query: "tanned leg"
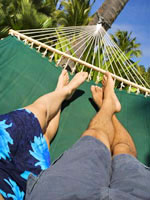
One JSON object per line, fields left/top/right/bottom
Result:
{"left": 91, "top": 78, "right": 136, "bottom": 157}
{"left": 0, "top": 195, "right": 4, "bottom": 200}
{"left": 44, "top": 110, "right": 61, "bottom": 149}
{"left": 111, "top": 116, "right": 137, "bottom": 157}
{"left": 44, "top": 70, "right": 70, "bottom": 148}
{"left": 82, "top": 72, "right": 121, "bottom": 151}
{"left": 0, "top": 73, "right": 69, "bottom": 200}
{"left": 25, "top": 70, "right": 88, "bottom": 145}
{"left": 102, "top": 75, "right": 137, "bottom": 157}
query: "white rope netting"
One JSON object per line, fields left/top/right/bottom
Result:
{"left": 9, "top": 25, "right": 150, "bottom": 96}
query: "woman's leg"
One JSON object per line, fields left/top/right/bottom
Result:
{"left": 24, "top": 70, "right": 88, "bottom": 145}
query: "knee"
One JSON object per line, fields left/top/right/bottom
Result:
{"left": 82, "top": 128, "right": 105, "bottom": 140}
{"left": 33, "top": 101, "right": 48, "bottom": 118}
{"left": 82, "top": 128, "right": 111, "bottom": 152}
{"left": 112, "top": 143, "right": 137, "bottom": 158}
{"left": 25, "top": 102, "right": 48, "bottom": 130}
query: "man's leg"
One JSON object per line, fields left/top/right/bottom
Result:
{"left": 98, "top": 76, "right": 150, "bottom": 199}
{"left": 101, "top": 74, "right": 137, "bottom": 157}
{"left": 91, "top": 84, "right": 137, "bottom": 157}
{"left": 111, "top": 116, "right": 137, "bottom": 157}
{"left": 82, "top": 72, "right": 121, "bottom": 151}
{"left": 110, "top": 117, "right": 150, "bottom": 199}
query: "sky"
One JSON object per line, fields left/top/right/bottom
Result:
{"left": 90, "top": 0, "right": 150, "bottom": 69}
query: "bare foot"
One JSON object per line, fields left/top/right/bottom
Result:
{"left": 91, "top": 85, "right": 103, "bottom": 108}
{"left": 102, "top": 72, "right": 121, "bottom": 113}
{"left": 56, "top": 69, "right": 69, "bottom": 90}
{"left": 65, "top": 72, "right": 88, "bottom": 98}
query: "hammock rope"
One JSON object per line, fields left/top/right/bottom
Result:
{"left": 9, "top": 24, "right": 150, "bottom": 96}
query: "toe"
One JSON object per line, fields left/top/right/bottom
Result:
{"left": 62, "top": 69, "right": 67, "bottom": 75}
{"left": 103, "top": 75, "right": 107, "bottom": 81}
{"left": 83, "top": 72, "right": 88, "bottom": 79}
{"left": 105, "top": 72, "right": 110, "bottom": 77}
{"left": 97, "top": 86, "right": 102, "bottom": 92}
{"left": 102, "top": 80, "right": 105, "bottom": 86}
{"left": 95, "top": 86, "right": 101, "bottom": 92}
{"left": 91, "top": 85, "right": 96, "bottom": 93}
{"left": 91, "top": 85, "right": 94, "bottom": 91}
{"left": 66, "top": 73, "right": 69, "bottom": 79}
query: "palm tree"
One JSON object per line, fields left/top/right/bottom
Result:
{"left": 13, "top": 0, "right": 53, "bottom": 30}
{"left": 0, "top": 0, "right": 54, "bottom": 38}
{"left": 111, "top": 30, "right": 142, "bottom": 58}
{"left": 0, "top": 1, "right": 9, "bottom": 38}
{"left": 89, "top": 0, "right": 129, "bottom": 30}
{"left": 32, "top": 0, "right": 59, "bottom": 19}
{"left": 55, "top": 0, "right": 96, "bottom": 26}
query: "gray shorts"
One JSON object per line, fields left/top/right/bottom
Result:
{"left": 25, "top": 136, "right": 150, "bottom": 200}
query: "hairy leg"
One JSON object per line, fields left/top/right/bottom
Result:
{"left": 25, "top": 70, "right": 88, "bottom": 143}
{"left": 82, "top": 72, "right": 121, "bottom": 151}
{"left": 102, "top": 75, "right": 137, "bottom": 157}
{"left": 92, "top": 80, "right": 136, "bottom": 157}
{"left": 111, "top": 116, "right": 137, "bottom": 157}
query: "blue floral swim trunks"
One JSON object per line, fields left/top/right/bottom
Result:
{"left": 0, "top": 109, "right": 51, "bottom": 200}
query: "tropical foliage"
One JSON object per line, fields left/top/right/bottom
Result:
{"left": 0, "top": 0, "right": 55, "bottom": 38}
{"left": 110, "top": 30, "right": 150, "bottom": 91}
{"left": 111, "top": 30, "right": 142, "bottom": 58}
{"left": 53, "top": 28, "right": 147, "bottom": 91}
{"left": 55, "top": 0, "right": 96, "bottom": 26}
{"left": 0, "top": 0, "right": 95, "bottom": 38}
{"left": 72, "top": 30, "right": 142, "bottom": 85}
{"left": 137, "top": 65, "right": 150, "bottom": 86}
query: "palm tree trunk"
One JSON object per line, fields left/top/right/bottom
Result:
{"left": 89, "top": 0, "right": 129, "bottom": 30}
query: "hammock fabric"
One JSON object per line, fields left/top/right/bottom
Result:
{"left": 0, "top": 36, "right": 150, "bottom": 166}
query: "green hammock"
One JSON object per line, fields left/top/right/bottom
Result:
{"left": 0, "top": 36, "right": 150, "bottom": 165}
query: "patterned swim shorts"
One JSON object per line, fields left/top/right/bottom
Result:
{"left": 0, "top": 109, "right": 51, "bottom": 200}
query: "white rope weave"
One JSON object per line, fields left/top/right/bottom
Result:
{"left": 9, "top": 25, "right": 150, "bottom": 95}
